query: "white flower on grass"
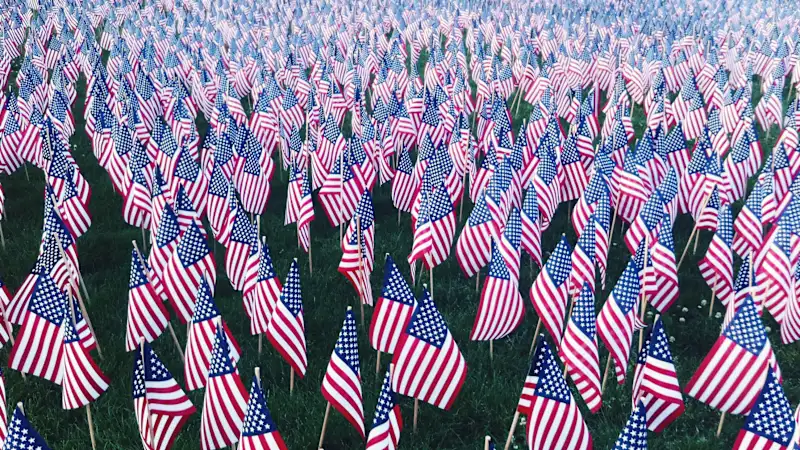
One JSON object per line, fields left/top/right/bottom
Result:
{"left": 700, "top": 299, "right": 707, "bottom": 306}
{"left": 715, "top": 312, "right": 722, "bottom": 319}
{"left": 766, "top": 326, "right": 772, "bottom": 333}
{"left": 669, "top": 336, "right": 676, "bottom": 343}
{"left": 681, "top": 307, "right": 689, "bottom": 313}
{"left": 646, "top": 311, "right": 653, "bottom": 318}
{"left": 679, "top": 317, "right": 685, "bottom": 323}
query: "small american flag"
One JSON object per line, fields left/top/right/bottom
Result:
{"left": 612, "top": 400, "right": 648, "bottom": 450}
{"left": 560, "top": 282, "right": 601, "bottom": 413}
{"left": 250, "top": 239, "right": 282, "bottom": 336}
{"left": 3, "top": 405, "right": 52, "bottom": 450}
{"left": 686, "top": 294, "right": 780, "bottom": 415}
{"left": 733, "top": 183, "right": 764, "bottom": 259}
{"left": 526, "top": 338, "right": 592, "bottom": 450}
{"left": 408, "top": 183, "right": 457, "bottom": 275}
{"left": 9, "top": 270, "right": 68, "bottom": 383}
{"left": 185, "top": 277, "right": 241, "bottom": 391}
{"left": 521, "top": 186, "right": 542, "bottom": 268}
{"left": 392, "top": 287, "right": 467, "bottom": 410}
{"left": 61, "top": 307, "right": 109, "bottom": 409}
{"left": 529, "top": 235, "right": 572, "bottom": 344}
{"left": 391, "top": 146, "right": 417, "bottom": 213}
{"left": 366, "top": 365, "right": 403, "bottom": 450}
{"left": 238, "top": 375, "right": 288, "bottom": 450}
{"left": 471, "top": 239, "right": 525, "bottom": 341}
{"left": 698, "top": 204, "right": 734, "bottom": 311}
{"left": 225, "top": 205, "right": 258, "bottom": 291}
{"left": 456, "top": 190, "right": 496, "bottom": 278}
{"left": 370, "top": 255, "right": 416, "bottom": 354}
{"left": 266, "top": 259, "right": 307, "bottom": 378}
{"left": 321, "top": 308, "right": 364, "bottom": 438}
{"left": 570, "top": 217, "right": 596, "bottom": 297}
{"left": 200, "top": 322, "right": 248, "bottom": 450}
{"left": 632, "top": 318, "right": 684, "bottom": 432}
{"left": 133, "top": 341, "right": 195, "bottom": 450}
{"left": 126, "top": 247, "right": 169, "bottom": 352}
{"left": 732, "top": 367, "right": 795, "bottom": 450}
{"left": 648, "top": 217, "right": 679, "bottom": 313}
{"left": 597, "top": 258, "right": 645, "bottom": 384}
{"left": 163, "top": 221, "right": 216, "bottom": 323}
{"left": 516, "top": 335, "right": 545, "bottom": 415}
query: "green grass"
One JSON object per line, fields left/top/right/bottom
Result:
{"left": 1, "top": 64, "right": 798, "bottom": 450}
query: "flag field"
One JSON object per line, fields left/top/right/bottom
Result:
{"left": 0, "top": 57, "right": 798, "bottom": 450}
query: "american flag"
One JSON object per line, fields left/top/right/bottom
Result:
{"left": 266, "top": 259, "right": 307, "bottom": 378}
{"left": 133, "top": 341, "right": 195, "bottom": 450}
{"left": 61, "top": 308, "right": 110, "bottom": 409}
{"left": 185, "top": 277, "right": 241, "bottom": 391}
{"left": 631, "top": 318, "right": 684, "bottom": 432}
{"left": 408, "top": 183, "right": 457, "bottom": 275}
{"left": 205, "top": 162, "right": 230, "bottom": 239}
{"left": 170, "top": 147, "right": 208, "bottom": 216}
{"left": 526, "top": 338, "right": 593, "bottom": 450}
{"left": 570, "top": 217, "right": 596, "bottom": 297}
{"left": 572, "top": 172, "right": 608, "bottom": 240}
{"left": 58, "top": 171, "right": 92, "bottom": 238}
{"left": 521, "top": 186, "right": 543, "bottom": 268}
{"left": 7, "top": 232, "right": 69, "bottom": 325}
{"left": 339, "top": 191, "right": 375, "bottom": 306}
{"left": 225, "top": 205, "right": 258, "bottom": 291}
{"left": 163, "top": 221, "right": 216, "bottom": 323}
{"left": 612, "top": 400, "right": 648, "bottom": 450}
{"left": 733, "top": 183, "right": 764, "bottom": 259}
{"left": 471, "top": 239, "right": 525, "bottom": 341}
{"left": 126, "top": 247, "right": 169, "bottom": 352}
{"left": 560, "top": 282, "right": 601, "bottom": 413}
{"left": 727, "top": 256, "right": 758, "bottom": 329}
{"left": 624, "top": 193, "right": 664, "bottom": 255}
{"left": 698, "top": 204, "right": 734, "bottom": 311}
{"left": 530, "top": 235, "right": 572, "bottom": 344}
{"left": 123, "top": 166, "right": 153, "bottom": 230}
{"left": 725, "top": 127, "right": 762, "bottom": 202}
{"left": 614, "top": 151, "right": 649, "bottom": 224}
{"left": 200, "top": 322, "right": 248, "bottom": 450}
{"left": 392, "top": 287, "right": 467, "bottom": 410}
{"left": 648, "top": 217, "right": 679, "bottom": 313}
{"left": 370, "top": 254, "right": 416, "bottom": 354}
{"left": 732, "top": 367, "right": 795, "bottom": 450}
{"left": 233, "top": 138, "right": 272, "bottom": 216}
{"left": 756, "top": 215, "right": 794, "bottom": 323}
{"left": 391, "top": 146, "right": 417, "bottom": 213}
{"left": 517, "top": 335, "right": 546, "bottom": 415}
{"left": 148, "top": 204, "right": 181, "bottom": 301}
{"left": 9, "top": 270, "right": 68, "bottom": 383}
{"left": 456, "top": 190, "right": 496, "bottom": 278}
{"left": 296, "top": 167, "right": 315, "bottom": 253}
{"left": 174, "top": 187, "right": 207, "bottom": 240}
{"left": 597, "top": 258, "right": 645, "bottom": 384}
{"left": 238, "top": 375, "right": 288, "bottom": 450}
{"left": 533, "top": 149, "right": 561, "bottom": 232}
{"left": 321, "top": 308, "right": 364, "bottom": 438}
{"left": 250, "top": 240, "right": 281, "bottom": 336}
{"left": 560, "top": 133, "right": 589, "bottom": 202}
{"left": 2, "top": 405, "right": 52, "bottom": 450}
{"left": 686, "top": 294, "right": 780, "bottom": 415}
{"left": 366, "top": 365, "right": 403, "bottom": 450}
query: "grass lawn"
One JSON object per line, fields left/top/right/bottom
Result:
{"left": 1, "top": 58, "right": 798, "bottom": 450}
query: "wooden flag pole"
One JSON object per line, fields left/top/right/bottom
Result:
{"left": 376, "top": 351, "right": 381, "bottom": 375}
{"left": 55, "top": 233, "right": 102, "bottom": 359}
{"left": 0, "top": 219, "right": 5, "bottom": 250}
{"left": 141, "top": 226, "right": 148, "bottom": 253}
{"left": 503, "top": 411, "right": 520, "bottom": 450}
{"left": 290, "top": 368, "right": 295, "bottom": 394}
{"left": 716, "top": 412, "right": 726, "bottom": 437}
{"left": 413, "top": 398, "right": 420, "bottom": 433}
{"left": 608, "top": 190, "right": 622, "bottom": 246}
{"left": 86, "top": 403, "right": 98, "bottom": 450}
{"left": 429, "top": 266, "right": 434, "bottom": 300}
{"left": 132, "top": 241, "right": 185, "bottom": 361}
{"left": 357, "top": 216, "right": 366, "bottom": 329}
{"left": 68, "top": 289, "right": 97, "bottom": 450}
{"left": 708, "top": 272, "right": 718, "bottom": 318}
{"left": 677, "top": 191, "right": 713, "bottom": 269}
{"left": 485, "top": 436, "right": 492, "bottom": 450}
{"left": 638, "top": 238, "right": 650, "bottom": 351}
{"left": 601, "top": 355, "right": 613, "bottom": 393}
{"left": 0, "top": 293, "right": 24, "bottom": 380}
{"left": 529, "top": 318, "right": 542, "bottom": 356}
{"left": 318, "top": 402, "right": 332, "bottom": 449}
{"left": 255, "top": 367, "right": 261, "bottom": 389}
{"left": 489, "top": 340, "right": 494, "bottom": 361}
